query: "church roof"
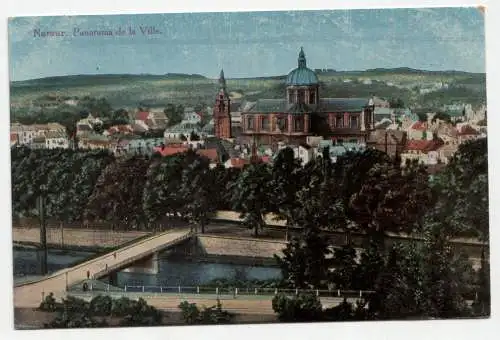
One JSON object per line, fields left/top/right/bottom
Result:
{"left": 246, "top": 98, "right": 370, "bottom": 114}
{"left": 250, "top": 99, "right": 287, "bottom": 112}
{"left": 318, "top": 98, "right": 371, "bottom": 112}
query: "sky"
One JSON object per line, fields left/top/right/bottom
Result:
{"left": 8, "top": 7, "right": 485, "bottom": 81}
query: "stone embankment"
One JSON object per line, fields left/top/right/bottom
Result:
{"left": 12, "top": 227, "right": 149, "bottom": 250}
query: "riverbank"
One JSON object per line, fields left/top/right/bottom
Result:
{"left": 12, "top": 227, "right": 150, "bottom": 251}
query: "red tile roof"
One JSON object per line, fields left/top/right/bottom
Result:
{"left": 153, "top": 146, "right": 189, "bottom": 157}
{"left": 410, "top": 121, "right": 427, "bottom": 131}
{"left": 135, "top": 111, "right": 150, "bottom": 121}
{"left": 457, "top": 125, "right": 479, "bottom": 136}
{"left": 10, "top": 133, "right": 18, "bottom": 142}
{"left": 260, "top": 156, "right": 271, "bottom": 163}
{"left": 230, "top": 158, "right": 250, "bottom": 168}
{"left": 196, "top": 148, "right": 218, "bottom": 162}
{"left": 405, "top": 139, "right": 443, "bottom": 153}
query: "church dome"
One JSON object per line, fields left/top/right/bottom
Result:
{"left": 286, "top": 47, "right": 319, "bottom": 86}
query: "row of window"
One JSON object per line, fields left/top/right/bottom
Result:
{"left": 246, "top": 116, "right": 304, "bottom": 133}
{"left": 245, "top": 115, "right": 361, "bottom": 132}
{"left": 288, "top": 90, "right": 317, "bottom": 104}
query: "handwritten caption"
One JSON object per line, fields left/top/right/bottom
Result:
{"left": 33, "top": 26, "right": 162, "bottom": 38}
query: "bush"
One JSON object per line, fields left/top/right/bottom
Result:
{"left": 38, "top": 292, "right": 60, "bottom": 312}
{"left": 178, "top": 299, "right": 233, "bottom": 325}
{"left": 271, "top": 293, "right": 323, "bottom": 322}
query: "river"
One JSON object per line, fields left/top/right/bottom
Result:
{"left": 13, "top": 247, "right": 281, "bottom": 287}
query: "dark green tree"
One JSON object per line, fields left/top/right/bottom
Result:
{"left": 230, "top": 162, "right": 272, "bottom": 237}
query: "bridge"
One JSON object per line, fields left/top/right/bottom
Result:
{"left": 13, "top": 228, "right": 192, "bottom": 308}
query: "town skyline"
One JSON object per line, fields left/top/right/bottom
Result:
{"left": 9, "top": 7, "right": 485, "bottom": 81}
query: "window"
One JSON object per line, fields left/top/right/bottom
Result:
{"left": 298, "top": 90, "right": 305, "bottom": 104}
{"left": 350, "top": 116, "right": 359, "bottom": 129}
{"left": 288, "top": 91, "right": 295, "bottom": 104}
{"left": 261, "top": 117, "right": 270, "bottom": 131}
{"left": 336, "top": 115, "right": 343, "bottom": 128}
{"left": 276, "top": 116, "right": 288, "bottom": 132}
{"left": 294, "top": 117, "right": 304, "bottom": 132}
{"left": 247, "top": 116, "right": 255, "bottom": 130}
{"left": 309, "top": 91, "right": 316, "bottom": 104}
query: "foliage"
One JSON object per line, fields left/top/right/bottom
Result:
{"left": 42, "top": 294, "right": 162, "bottom": 328}
{"left": 230, "top": 162, "right": 273, "bottom": 236}
{"left": 271, "top": 293, "right": 323, "bottom": 322}
{"left": 179, "top": 155, "right": 215, "bottom": 233}
{"left": 85, "top": 155, "right": 152, "bottom": 230}
{"left": 178, "top": 299, "right": 233, "bottom": 325}
{"left": 38, "top": 292, "right": 59, "bottom": 312}
{"left": 164, "top": 104, "right": 184, "bottom": 127}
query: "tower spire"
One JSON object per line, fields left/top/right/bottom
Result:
{"left": 298, "top": 47, "right": 306, "bottom": 68}
{"left": 219, "top": 68, "right": 227, "bottom": 95}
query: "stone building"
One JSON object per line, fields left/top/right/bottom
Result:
{"left": 213, "top": 48, "right": 376, "bottom": 146}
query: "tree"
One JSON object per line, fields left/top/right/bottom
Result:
{"left": 189, "top": 131, "right": 200, "bottom": 141}
{"left": 230, "top": 162, "right": 272, "bottom": 237}
{"left": 164, "top": 104, "right": 184, "bottom": 127}
{"left": 389, "top": 98, "right": 405, "bottom": 109}
{"left": 180, "top": 155, "right": 215, "bottom": 233}
{"left": 86, "top": 156, "right": 151, "bottom": 230}
{"left": 270, "top": 147, "right": 302, "bottom": 240}
{"left": 417, "top": 112, "right": 428, "bottom": 122}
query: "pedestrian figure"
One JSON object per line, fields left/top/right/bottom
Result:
{"left": 87, "top": 270, "right": 90, "bottom": 279}
{"left": 113, "top": 252, "right": 117, "bottom": 259}
{"left": 105, "top": 263, "right": 108, "bottom": 271}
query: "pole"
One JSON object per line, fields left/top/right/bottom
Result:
{"left": 65, "top": 272, "right": 68, "bottom": 290}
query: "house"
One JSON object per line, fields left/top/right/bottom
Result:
{"left": 436, "top": 141, "right": 460, "bottom": 164}
{"left": 224, "top": 157, "right": 249, "bottom": 169}
{"left": 182, "top": 108, "right": 202, "bottom": 124}
{"left": 400, "top": 139, "right": 444, "bottom": 166}
{"left": 407, "top": 121, "right": 432, "bottom": 140}
{"left": 316, "top": 140, "right": 366, "bottom": 163}
{"left": 45, "top": 131, "right": 69, "bottom": 149}
{"left": 10, "top": 133, "right": 19, "bottom": 147}
{"left": 374, "top": 107, "right": 394, "bottom": 122}
{"left": 104, "top": 124, "right": 134, "bottom": 137}
{"left": 456, "top": 124, "right": 480, "bottom": 143}
{"left": 164, "top": 122, "right": 202, "bottom": 140}
{"left": 134, "top": 111, "right": 151, "bottom": 131}
{"left": 149, "top": 110, "right": 169, "bottom": 129}
{"left": 10, "top": 122, "right": 66, "bottom": 145}
{"left": 366, "top": 129, "right": 407, "bottom": 158}
{"left": 372, "top": 96, "right": 390, "bottom": 108}
{"left": 31, "top": 136, "right": 46, "bottom": 149}
{"left": 277, "top": 143, "right": 314, "bottom": 165}
{"left": 113, "top": 139, "right": 131, "bottom": 156}
{"left": 128, "top": 138, "right": 164, "bottom": 155}
{"left": 78, "top": 134, "right": 113, "bottom": 150}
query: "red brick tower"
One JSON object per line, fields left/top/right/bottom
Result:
{"left": 213, "top": 69, "right": 232, "bottom": 139}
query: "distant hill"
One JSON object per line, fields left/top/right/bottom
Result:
{"left": 315, "top": 67, "right": 485, "bottom": 77}
{"left": 11, "top": 73, "right": 207, "bottom": 88}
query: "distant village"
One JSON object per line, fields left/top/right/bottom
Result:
{"left": 10, "top": 49, "right": 487, "bottom": 173}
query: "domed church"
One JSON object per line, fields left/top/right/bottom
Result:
{"left": 213, "top": 47, "right": 376, "bottom": 146}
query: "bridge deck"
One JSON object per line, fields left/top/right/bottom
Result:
{"left": 14, "top": 229, "right": 191, "bottom": 308}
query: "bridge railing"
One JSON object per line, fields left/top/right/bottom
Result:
{"left": 88, "top": 284, "right": 375, "bottom": 298}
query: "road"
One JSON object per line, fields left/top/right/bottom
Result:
{"left": 13, "top": 229, "right": 191, "bottom": 308}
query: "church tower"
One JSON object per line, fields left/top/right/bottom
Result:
{"left": 213, "top": 69, "right": 232, "bottom": 139}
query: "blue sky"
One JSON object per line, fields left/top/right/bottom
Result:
{"left": 8, "top": 8, "right": 485, "bottom": 81}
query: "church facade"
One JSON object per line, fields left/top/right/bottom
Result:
{"left": 213, "top": 48, "right": 376, "bottom": 146}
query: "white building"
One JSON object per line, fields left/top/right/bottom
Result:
{"left": 45, "top": 131, "right": 70, "bottom": 149}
